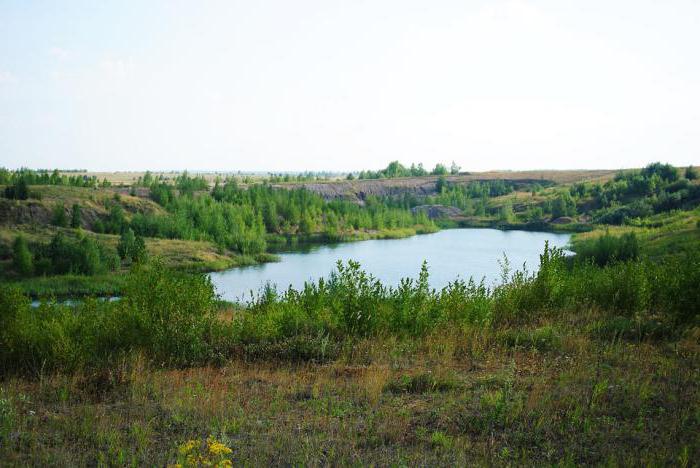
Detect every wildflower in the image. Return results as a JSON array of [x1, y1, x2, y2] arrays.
[[174, 437, 233, 467], [207, 437, 233, 456], [178, 439, 198, 456]]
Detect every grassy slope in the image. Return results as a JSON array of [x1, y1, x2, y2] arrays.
[[1, 310, 697, 465], [472, 178, 700, 256], [570, 207, 700, 258]]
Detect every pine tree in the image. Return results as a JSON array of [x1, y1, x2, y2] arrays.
[[15, 178, 29, 200], [12, 236, 33, 276], [71, 204, 82, 228], [132, 235, 147, 263]]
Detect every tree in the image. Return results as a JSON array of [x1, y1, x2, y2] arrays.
[[78, 237, 102, 275], [4, 177, 29, 200], [0, 167, 10, 185], [70, 203, 82, 228], [642, 162, 678, 182], [118, 228, 148, 263], [15, 178, 29, 200], [262, 201, 279, 232], [52, 203, 68, 227], [685, 166, 698, 180], [105, 204, 127, 233], [118, 228, 137, 260], [12, 236, 33, 276], [383, 161, 409, 178], [132, 235, 147, 263], [551, 193, 576, 218], [142, 170, 154, 186], [499, 202, 514, 223], [436, 175, 447, 193], [526, 206, 544, 223], [450, 161, 461, 175], [410, 163, 428, 176], [431, 164, 448, 176], [299, 213, 313, 235]]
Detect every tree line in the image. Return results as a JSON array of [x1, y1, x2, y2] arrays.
[[350, 160, 462, 180], [127, 176, 435, 255], [1, 168, 112, 200], [9, 229, 146, 278]]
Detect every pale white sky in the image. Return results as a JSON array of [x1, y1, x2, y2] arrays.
[[1, 0, 699, 172]]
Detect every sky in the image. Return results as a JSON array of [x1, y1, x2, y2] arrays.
[[0, 0, 699, 172]]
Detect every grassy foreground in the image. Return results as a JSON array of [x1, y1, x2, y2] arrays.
[[1, 245, 699, 465], [1, 324, 697, 466]]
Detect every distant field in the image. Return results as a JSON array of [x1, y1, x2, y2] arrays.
[[64, 168, 620, 187], [58, 171, 247, 186]]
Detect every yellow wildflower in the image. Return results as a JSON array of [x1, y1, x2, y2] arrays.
[[207, 438, 233, 456], [174, 436, 234, 467], [178, 440, 198, 456]]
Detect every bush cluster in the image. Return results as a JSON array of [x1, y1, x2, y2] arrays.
[[572, 162, 700, 225], [0, 260, 222, 374], [2, 243, 698, 376], [9, 232, 120, 278], [573, 232, 639, 266]]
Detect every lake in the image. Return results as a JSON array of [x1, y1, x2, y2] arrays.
[[209, 228, 571, 302]]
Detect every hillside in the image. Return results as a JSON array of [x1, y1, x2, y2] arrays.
[[278, 169, 620, 203], [63, 168, 620, 202]]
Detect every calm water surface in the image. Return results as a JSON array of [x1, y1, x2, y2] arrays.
[[209, 228, 571, 302]]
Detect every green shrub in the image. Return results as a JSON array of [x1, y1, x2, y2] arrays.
[[123, 260, 219, 366], [2, 244, 698, 376], [31, 232, 118, 276], [0, 260, 220, 375], [650, 253, 700, 326], [492, 242, 566, 324], [574, 232, 639, 266]]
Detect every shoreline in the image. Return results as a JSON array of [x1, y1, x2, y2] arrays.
[[12, 222, 591, 300]]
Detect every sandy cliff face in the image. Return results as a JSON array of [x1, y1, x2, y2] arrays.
[[272, 173, 580, 202], [276, 178, 441, 202], [411, 205, 464, 219], [0, 199, 106, 229]]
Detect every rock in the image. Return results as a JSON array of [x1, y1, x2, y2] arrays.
[[550, 216, 574, 224], [411, 205, 463, 219]]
